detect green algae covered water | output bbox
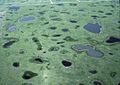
[0,0,120,85]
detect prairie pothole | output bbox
[22,71,38,80]
[83,23,102,33]
[5,23,17,32]
[71,44,104,58]
[106,36,120,44]
[92,80,103,85]
[89,70,98,74]
[12,62,20,67]
[62,60,72,67]
[19,15,36,23]
[29,57,44,64]
[8,5,20,11]
[2,38,19,48]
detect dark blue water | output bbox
[83,23,102,33]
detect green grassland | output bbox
[0,0,120,85]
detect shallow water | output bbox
[5,23,17,32]
[71,44,104,58]
[19,16,36,23]
[83,23,102,33]
[8,5,20,11]
[0,0,120,85]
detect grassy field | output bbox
[0,0,120,85]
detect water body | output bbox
[71,44,104,58]
[87,48,104,58]
[2,40,16,48]
[18,15,36,23]
[5,23,16,32]
[8,5,20,11]
[106,36,120,43]
[83,23,102,33]
[71,44,93,52]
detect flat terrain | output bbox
[0,0,120,85]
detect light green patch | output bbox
[0,0,120,85]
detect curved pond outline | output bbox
[18,15,36,23]
[71,44,104,58]
[83,23,102,33]
[5,23,17,32]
